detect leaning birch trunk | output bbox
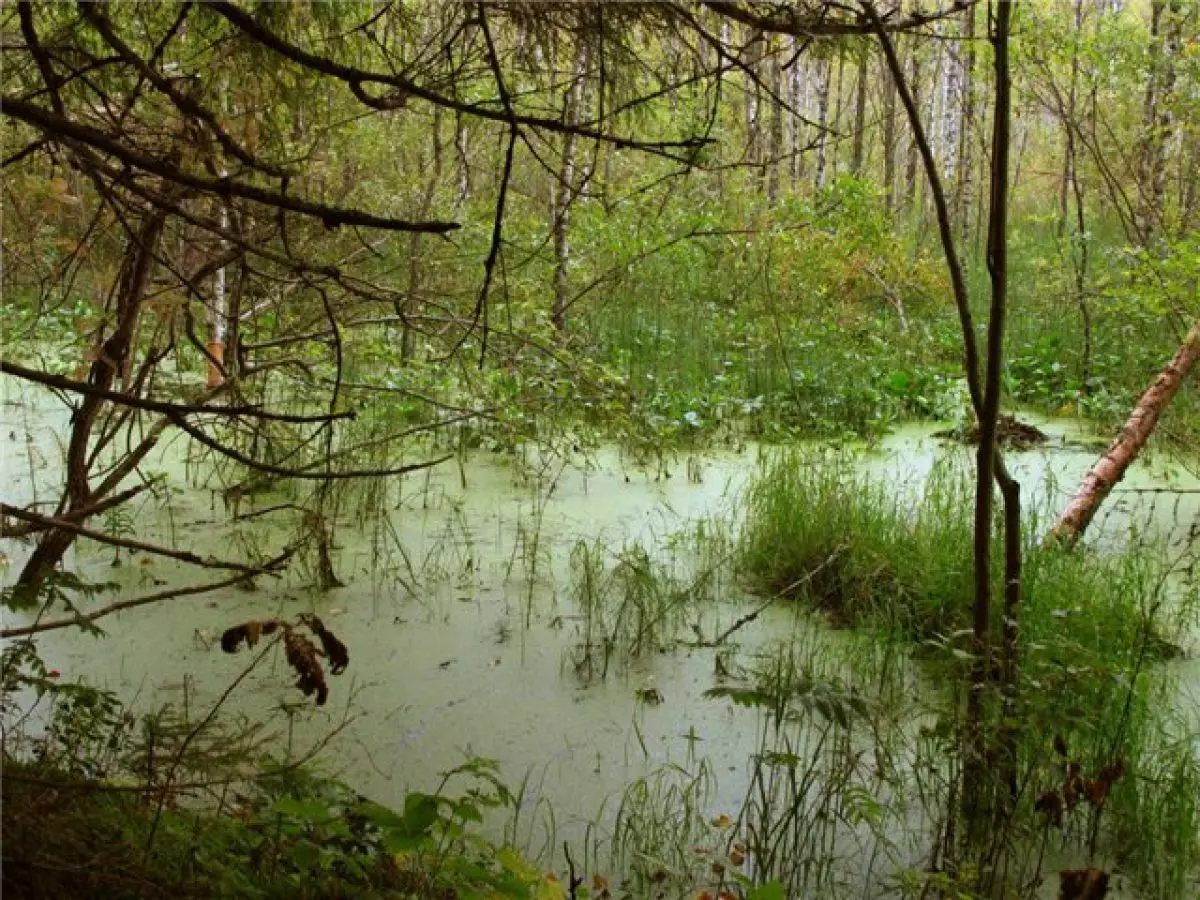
[1048,317,1200,545]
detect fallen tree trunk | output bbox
[1048,317,1200,545]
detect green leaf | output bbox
[289,839,321,870]
[747,881,785,900]
[273,796,332,823]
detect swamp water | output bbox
[3,380,1198,896]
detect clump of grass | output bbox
[564,514,735,682]
[567,539,713,683]
[737,450,1192,656]
[737,449,974,639]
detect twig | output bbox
[207,1,709,160]
[0,504,284,576]
[564,841,582,899]
[2,96,460,234]
[2,360,352,424]
[1,480,159,539]
[167,412,452,480]
[689,544,847,647]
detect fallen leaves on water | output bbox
[299,612,349,674]
[284,628,328,705]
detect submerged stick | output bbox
[690,544,847,648]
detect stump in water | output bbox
[934,414,1049,451]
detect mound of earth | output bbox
[933,414,1050,450]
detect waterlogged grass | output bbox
[565,516,735,682]
[738,450,1195,652]
[734,450,1200,897]
[738,450,975,638]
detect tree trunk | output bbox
[792,47,808,186]
[882,55,897,211]
[851,48,868,177]
[904,39,922,212]
[207,180,230,387]
[1063,0,1093,394]
[744,26,764,171]
[454,113,470,209]
[1136,0,1181,246]
[1049,318,1200,545]
[957,1,976,238]
[829,48,846,181]
[551,41,588,332]
[767,37,784,201]
[17,205,169,593]
[401,107,444,362]
[814,52,831,191]
[938,22,960,190]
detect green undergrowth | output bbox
[1,754,563,900]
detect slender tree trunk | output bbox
[983,2,1022,840]
[793,50,809,186]
[767,37,784,201]
[814,52,831,191]
[1136,0,1180,245]
[1061,0,1092,394]
[744,26,764,171]
[958,1,976,238]
[787,46,803,188]
[1057,1,1083,239]
[830,47,846,181]
[206,181,229,387]
[851,48,868,177]
[866,1,1021,860]
[454,112,470,209]
[939,23,960,190]
[551,42,588,332]
[904,39,923,212]
[883,56,897,212]
[1049,319,1200,545]
[402,106,444,361]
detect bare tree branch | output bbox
[1,96,461,234]
[0,504,289,575]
